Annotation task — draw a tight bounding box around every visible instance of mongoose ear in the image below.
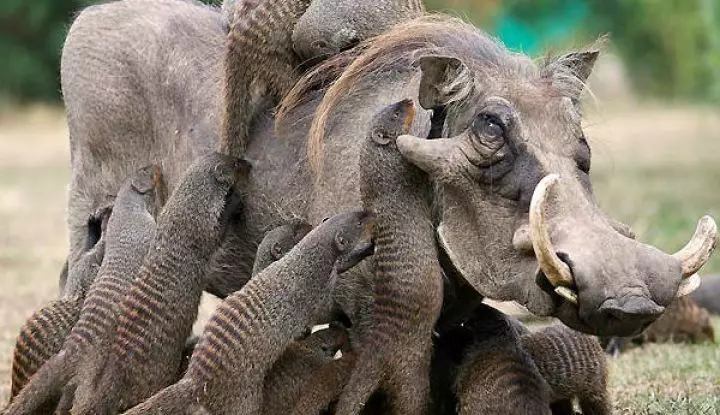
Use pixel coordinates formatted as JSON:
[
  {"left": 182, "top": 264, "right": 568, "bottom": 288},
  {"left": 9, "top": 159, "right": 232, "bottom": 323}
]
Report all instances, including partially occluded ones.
[
  {"left": 131, "top": 165, "right": 162, "bottom": 194},
  {"left": 414, "top": 56, "right": 474, "bottom": 110}
]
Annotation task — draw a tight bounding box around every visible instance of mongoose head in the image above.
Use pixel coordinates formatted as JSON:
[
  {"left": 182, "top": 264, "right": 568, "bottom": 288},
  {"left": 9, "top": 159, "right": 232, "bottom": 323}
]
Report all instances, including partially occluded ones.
[
  {"left": 128, "top": 164, "right": 166, "bottom": 218},
  {"left": 300, "top": 322, "right": 350, "bottom": 359},
  {"left": 292, "top": 0, "right": 424, "bottom": 61},
  {"left": 161, "top": 152, "right": 251, "bottom": 245},
  {"left": 368, "top": 99, "right": 416, "bottom": 147},
  {"left": 319, "top": 210, "right": 376, "bottom": 273},
  {"left": 255, "top": 219, "right": 314, "bottom": 273}
]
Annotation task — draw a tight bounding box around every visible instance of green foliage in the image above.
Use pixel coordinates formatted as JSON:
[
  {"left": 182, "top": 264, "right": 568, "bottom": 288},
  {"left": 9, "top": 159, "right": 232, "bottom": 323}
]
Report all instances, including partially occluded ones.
[
  {"left": 587, "top": 0, "right": 720, "bottom": 102},
  {"left": 0, "top": 0, "right": 718, "bottom": 102},
  {"left": 0, "top": 0, "right": 218, "bottom": 102}
]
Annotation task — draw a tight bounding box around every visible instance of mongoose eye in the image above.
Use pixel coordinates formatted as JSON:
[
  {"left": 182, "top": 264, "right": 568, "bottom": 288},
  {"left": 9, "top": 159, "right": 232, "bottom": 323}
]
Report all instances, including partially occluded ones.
[
  {"left": 271, "top": 243, "right": 284, "bottom": 259},
  {"left": 334, "top": 233, "right": 348, "bottom": 251}
]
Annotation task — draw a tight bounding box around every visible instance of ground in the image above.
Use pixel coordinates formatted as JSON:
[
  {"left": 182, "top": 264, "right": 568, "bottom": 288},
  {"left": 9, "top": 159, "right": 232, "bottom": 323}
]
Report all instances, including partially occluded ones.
[{"left": 0, "top": 103, "right": 719, "bottom": 412}]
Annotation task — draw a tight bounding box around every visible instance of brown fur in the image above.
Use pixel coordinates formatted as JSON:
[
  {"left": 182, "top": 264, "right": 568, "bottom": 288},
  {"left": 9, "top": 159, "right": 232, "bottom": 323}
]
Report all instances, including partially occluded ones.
[
  {"left": 70, "top": 153, "right": 250, "bottom": 414},
  {"left": 9, "top": 238, "right": 105, "bottom": 399},
  {"left": 262, "top": 323, "right": 349, "bottom": 415},
  {"left": 447, "top": 304, "right": 551, "bottom": 415},
  {"left": 5, "top": 165, "right": 165, "bottom": 415},
  {"left": 219, "top": 0, "right": 311, "bottom": 157},
  {"left": 522, "top": 325, "right": 610, "bottom": 415},
  {"left": 122, "top": 210, "right": 375, "bottom": 415},
  {"left": 334, "top": 100, "right": 443, "bottom": 414}
]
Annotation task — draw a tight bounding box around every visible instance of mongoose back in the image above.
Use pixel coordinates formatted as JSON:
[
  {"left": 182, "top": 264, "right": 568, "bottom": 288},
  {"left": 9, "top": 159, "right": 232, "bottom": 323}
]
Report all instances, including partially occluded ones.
[
  {"left": 642, "top": 296, "right": 715, "bottom": 343},
  {"left": 292, "top": 0, "right": 424, "bottom": 61},
  {"left": 521, "top": 325, "right": 610, "bottom": 415},
  {"left": 334, "top": 99, "right": 443, "bottom": 415},
  {"left": 123, "top": 210, "right": 376, "bottom": 415},
  {"left": 262, "top": 322, "right": 350, "bottom": 415},
  {"left": 71, "top": 153, "right": 251, "bottom": 414},
  {"left": 220, "top": 0, "right": 311, "bottom": 157},
  {"left": 449, "top": 304, "right": 551, "bottom": 415},
  {"left": 5, "top": 165, "right": 164, "bottom": 415},
  {"left": 10, "top": 208, "right": 112, "bottom": 399}
]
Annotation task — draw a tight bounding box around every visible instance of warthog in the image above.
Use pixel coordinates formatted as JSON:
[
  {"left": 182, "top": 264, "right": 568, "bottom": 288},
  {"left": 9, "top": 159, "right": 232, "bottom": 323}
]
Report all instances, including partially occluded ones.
[{"left": 61, "top": 0, "right": 715, "bottom": 341}]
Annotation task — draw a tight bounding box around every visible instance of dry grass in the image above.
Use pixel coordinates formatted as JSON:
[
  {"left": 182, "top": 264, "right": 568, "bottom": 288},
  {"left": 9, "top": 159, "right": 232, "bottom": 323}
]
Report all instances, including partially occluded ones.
[{"left": 0, "top": 102, "right": 718, "bottom": 411}]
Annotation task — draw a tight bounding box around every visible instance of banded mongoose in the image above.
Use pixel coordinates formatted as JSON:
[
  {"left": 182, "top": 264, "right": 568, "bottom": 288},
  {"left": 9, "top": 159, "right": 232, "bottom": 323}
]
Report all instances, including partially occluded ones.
[
  {"left": 262, "top": 322, "right": 350, "bottom": 415},
  {"left": 521, "top": 325, "right": 611, "bottom": 415},
  {"left": 291, "top": 0, "right": 425, "bottom": 61},
  {"left": 449, "top": 304, "right": 552, "bottom": 415},
  {"left": 70, "top": 152, "right": 252, "bottom": 414},
  {"left": 334, "top": 99, "right": 443, "bottom": 414},
  {"left": 4, "top": 165, "right": 165, "bottom": 415},
  {"left": 123, "top": 209, "right": 376, "bottom": 415},
  {"left": 220, "top": 0, "right": 312, "bottom": 157},
  {"left": 10, "top": 235, "right": 106, "bottom": 399}
]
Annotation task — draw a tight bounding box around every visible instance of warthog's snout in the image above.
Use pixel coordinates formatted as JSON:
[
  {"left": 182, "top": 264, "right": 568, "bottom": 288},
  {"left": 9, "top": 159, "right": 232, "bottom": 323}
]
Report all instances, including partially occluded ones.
[{"left": 527, "top": 174, "right": 718, "bottom": 336}]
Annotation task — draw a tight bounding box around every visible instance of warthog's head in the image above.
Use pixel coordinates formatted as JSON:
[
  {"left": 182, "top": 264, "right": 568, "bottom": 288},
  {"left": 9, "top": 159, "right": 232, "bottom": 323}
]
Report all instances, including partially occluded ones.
[
  {"left": 390, "top": 21, "right": 716, "bottom": 336},
  {"left": 285, "top": 15, "right": 717, "bottom": 336}
]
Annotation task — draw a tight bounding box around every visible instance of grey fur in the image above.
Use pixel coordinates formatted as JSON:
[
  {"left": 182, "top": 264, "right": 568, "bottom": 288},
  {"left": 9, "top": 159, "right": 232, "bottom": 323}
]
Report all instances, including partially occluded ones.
[
  {"left": 70, "top": 153, "right": 250, "bottom": 414},
  {"left": 292, "top": 0, "right": 424, "bottom": 61},
  {"left": 522, "top": 325, "right": 610, "bottom": 415},
  {"left": 691, "top": 273, "right": 720, "bottom": 315},
  {"left": 334, "top": 99, "right": 442, "bottom": 414},
  {"left": 449, "top": 304, "right": 551, "bottom": 415},
  {"left": 60, "top": 0, "right": 693, "bottom": 361},
  {"left": 10, "top": 237, "right": 106, "bottom": 400},
  {"left": 122, "top": 210, "right": 375, "bottom": 415},
  {"left": 262, "top": 323, "right": 349, "bottom": 415},
  {"left": 5, "top": 165, "right": 165, "bottom": 415}
]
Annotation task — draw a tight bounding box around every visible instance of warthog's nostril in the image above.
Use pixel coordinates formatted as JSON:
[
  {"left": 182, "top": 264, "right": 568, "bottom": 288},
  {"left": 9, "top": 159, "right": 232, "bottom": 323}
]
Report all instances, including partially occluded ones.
[{"left": 598, "top": 297, "right": 665, "bottom": 322}]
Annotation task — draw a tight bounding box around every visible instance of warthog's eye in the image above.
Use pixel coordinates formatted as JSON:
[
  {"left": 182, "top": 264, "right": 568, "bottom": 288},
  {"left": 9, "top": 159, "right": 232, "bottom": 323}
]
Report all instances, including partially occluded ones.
[
  {"left": 474, "top": 113, "right": 505, "bottom": 140},
  {"left": 577, "top": 134, "right": 591, "bottom": 173}
]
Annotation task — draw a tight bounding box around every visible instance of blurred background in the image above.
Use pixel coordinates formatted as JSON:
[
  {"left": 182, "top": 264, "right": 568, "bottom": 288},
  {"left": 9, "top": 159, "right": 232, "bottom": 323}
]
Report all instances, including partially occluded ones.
[{"left": 0, "top": 0, "right": 719, "bottom": 412}]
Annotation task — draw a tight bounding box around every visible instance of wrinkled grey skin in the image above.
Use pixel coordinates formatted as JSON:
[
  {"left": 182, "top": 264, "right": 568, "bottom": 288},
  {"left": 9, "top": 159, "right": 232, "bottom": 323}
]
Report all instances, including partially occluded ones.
[
  {"left": 292, "top": 0, "right": 423, "bottom": 61},
  {"left": 62, "top": 0, "right": 688, "bottom": 336}
]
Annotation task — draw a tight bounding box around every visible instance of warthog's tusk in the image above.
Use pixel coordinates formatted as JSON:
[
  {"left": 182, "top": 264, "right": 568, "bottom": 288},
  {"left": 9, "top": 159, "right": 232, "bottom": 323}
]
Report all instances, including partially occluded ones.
[
  {"left": 676, "top": 273, "right": 701, "bottom": 297},
  {"left": 672, "top": 216, "right": 718, "bottom": 279},
  {"left": 529, "top": 174, "right": 575, "bottom": 286},
  {"left": 554, "top": 286, "right": 578, "bottom": 304}
]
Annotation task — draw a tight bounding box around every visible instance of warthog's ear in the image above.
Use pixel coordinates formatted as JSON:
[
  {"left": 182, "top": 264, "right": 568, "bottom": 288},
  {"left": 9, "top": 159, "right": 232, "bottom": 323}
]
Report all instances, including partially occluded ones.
[
  {"left": 414, "top": 56, "right": 474, "bottom": 110},
  {"left": 553, "top": 50, "right": 599, "bottom": 84}
]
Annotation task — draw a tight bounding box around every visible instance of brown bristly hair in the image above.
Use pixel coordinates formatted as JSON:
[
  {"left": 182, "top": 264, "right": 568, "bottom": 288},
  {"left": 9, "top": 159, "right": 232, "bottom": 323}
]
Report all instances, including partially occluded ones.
[{"left": 277, "top": 14, "right": 605, "bottom": 175}]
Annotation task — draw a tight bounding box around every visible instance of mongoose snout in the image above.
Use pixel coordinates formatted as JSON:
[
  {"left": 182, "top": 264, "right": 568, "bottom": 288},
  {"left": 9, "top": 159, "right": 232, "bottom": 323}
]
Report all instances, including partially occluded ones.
[{"left": 333, "top": 210, "right": 376, "bottom": 273}]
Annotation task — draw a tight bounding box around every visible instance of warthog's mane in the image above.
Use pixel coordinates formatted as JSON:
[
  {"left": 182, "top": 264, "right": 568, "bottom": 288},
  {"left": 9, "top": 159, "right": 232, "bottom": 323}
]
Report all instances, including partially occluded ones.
[{"left": 277, "top": 14, "right": 595, "bottom": 173}]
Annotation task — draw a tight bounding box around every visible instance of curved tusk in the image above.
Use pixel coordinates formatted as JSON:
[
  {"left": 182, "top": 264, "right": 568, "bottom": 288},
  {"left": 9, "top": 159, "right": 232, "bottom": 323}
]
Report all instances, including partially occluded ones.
[
  {"left": 672, "top": 216, "right": 718, "bottom": 278},
  {"left": 676, "top": 273, "right": 701, "bottom": 297},
  {"left": 529, "top": 174, "right": 575, "bottom": 288},
  {"left": 554, "top": 286, "right": 578, "bottom": 304}
]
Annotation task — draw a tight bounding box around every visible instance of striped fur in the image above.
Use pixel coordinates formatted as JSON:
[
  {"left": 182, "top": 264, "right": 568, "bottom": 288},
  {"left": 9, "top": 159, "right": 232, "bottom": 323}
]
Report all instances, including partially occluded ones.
[
  {"left": 292, "top": 0, "right": 424, "bottom": 61},
  {"left": 521, "top": 325, "right": 610, "bottom": 415},
  {"left": 123, "top": 210, "right": 375, "bottom": 415},
  {"left": 334, "top": 100, "right": 443, "bottom": 415},
  {"left": 290, "top": 351, "right": 357, "bottom": 415},
  {"left": 4, "top": 165, "right": 164, "bottom": 415},
  {"left": 70, "top": 153, "right": 249, "bottom": 414},
  {"left": 262, "top": 323, "right": 349, "bottom": 415},
  {"left": 10, "top": 238, "right": 106, "bottom": 399},
  {"left": 447, "top": 304, "right": 551, "bottom": 415},
  {"left": 220, "top": 0, "right": 311, "bottom": 157},
  {"left": 456, "top": 337, "right": 551, "bottom": 415}
]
